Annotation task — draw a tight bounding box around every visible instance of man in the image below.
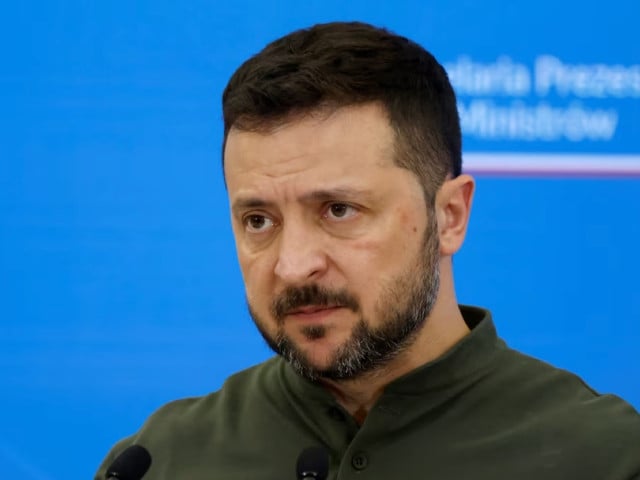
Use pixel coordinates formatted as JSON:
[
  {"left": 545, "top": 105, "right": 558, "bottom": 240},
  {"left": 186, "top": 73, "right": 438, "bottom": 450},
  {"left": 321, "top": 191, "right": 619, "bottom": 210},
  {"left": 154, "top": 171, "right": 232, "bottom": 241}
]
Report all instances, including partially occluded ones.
[{"left": 96, "top": 22, "right": 640, "bottom": 479}]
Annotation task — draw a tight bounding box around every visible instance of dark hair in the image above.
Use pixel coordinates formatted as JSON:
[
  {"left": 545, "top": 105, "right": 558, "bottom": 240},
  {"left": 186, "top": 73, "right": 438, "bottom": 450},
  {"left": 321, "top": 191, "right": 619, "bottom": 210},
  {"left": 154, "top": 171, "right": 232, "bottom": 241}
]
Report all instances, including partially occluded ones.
[{"left": 222, "top": 21, "right": 462, "bottom": 202}]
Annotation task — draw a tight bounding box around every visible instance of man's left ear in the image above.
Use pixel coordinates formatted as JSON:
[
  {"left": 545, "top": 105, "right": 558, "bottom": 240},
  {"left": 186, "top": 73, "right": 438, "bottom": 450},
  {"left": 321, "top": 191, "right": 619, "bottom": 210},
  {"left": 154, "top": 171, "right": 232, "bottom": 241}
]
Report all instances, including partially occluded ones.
[{"left": 435, "top": 174, "right": 475, "bottom": 256}]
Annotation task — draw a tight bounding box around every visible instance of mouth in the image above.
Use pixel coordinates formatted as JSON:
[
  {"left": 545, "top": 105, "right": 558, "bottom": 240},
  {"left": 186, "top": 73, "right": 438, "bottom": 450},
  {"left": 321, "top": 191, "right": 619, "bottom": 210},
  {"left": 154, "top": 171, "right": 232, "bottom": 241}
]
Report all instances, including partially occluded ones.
[{"left": 286, "top": 305, "right": 343, "bottom": 321}]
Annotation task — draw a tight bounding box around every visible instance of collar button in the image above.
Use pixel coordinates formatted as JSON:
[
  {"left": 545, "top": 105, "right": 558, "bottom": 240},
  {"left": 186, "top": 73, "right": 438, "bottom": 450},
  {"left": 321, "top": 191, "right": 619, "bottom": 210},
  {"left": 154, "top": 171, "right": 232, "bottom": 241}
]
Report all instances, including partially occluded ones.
[{"left": 351, "top": 452, "right": 369, "bottom": 471}]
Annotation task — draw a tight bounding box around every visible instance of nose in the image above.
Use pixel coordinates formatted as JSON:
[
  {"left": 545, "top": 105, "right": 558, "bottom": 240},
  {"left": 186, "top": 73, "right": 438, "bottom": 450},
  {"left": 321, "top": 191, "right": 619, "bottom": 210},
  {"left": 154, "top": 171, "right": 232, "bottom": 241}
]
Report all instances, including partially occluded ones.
[{"left": 273, "top": 221, "right": 328, "bottom": 285}]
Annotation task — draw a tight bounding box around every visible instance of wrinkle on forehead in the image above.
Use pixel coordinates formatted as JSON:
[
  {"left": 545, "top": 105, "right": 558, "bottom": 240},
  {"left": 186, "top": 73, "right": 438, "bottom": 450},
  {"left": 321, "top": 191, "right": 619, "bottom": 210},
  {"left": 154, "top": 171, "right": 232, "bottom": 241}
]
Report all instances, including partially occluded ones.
[{"left": 224, "top": 103, "right": 396, "bottom": 184}]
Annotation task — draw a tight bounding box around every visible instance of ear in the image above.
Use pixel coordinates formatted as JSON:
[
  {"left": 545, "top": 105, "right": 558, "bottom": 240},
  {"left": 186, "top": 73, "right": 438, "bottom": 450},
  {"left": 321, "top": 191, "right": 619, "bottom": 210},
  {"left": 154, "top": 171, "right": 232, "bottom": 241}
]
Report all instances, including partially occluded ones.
[{"left": 435, "top": 174, "right": 475, "bottom": 256}]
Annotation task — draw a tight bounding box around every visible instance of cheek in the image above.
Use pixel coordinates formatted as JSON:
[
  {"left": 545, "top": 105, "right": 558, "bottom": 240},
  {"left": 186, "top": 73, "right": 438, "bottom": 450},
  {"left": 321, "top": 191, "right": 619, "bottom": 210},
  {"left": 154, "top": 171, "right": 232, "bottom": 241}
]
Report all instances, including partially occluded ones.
[
  {"left": 351, "top": 211, "right": 424, "bottom": 262},
  {"left": 396, "top": 205, "right": 425, "bottom": 236},
  {"left": 335, "top": 239, "right": 396, "bottom": 290},
  {"left": 337, "top": 217, "right": 424, "bottom": 291},
  {"left": 237, "top": 253, "right": 274, "bottom": 306}
]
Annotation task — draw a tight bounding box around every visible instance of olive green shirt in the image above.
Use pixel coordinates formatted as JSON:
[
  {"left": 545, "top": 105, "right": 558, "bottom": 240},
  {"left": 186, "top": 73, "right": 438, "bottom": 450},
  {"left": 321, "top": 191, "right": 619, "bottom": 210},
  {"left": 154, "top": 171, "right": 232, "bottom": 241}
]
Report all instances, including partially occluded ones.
[{"left": 95, "top": 306, "right": 640, "bottom": 479}]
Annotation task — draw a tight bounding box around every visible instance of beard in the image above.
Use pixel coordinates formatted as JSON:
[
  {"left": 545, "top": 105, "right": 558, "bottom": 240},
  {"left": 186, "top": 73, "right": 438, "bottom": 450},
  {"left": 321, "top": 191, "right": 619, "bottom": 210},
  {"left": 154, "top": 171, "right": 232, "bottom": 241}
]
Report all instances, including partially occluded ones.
[{"left": 248, "top": 215, "right": 440, "bottom": 382}]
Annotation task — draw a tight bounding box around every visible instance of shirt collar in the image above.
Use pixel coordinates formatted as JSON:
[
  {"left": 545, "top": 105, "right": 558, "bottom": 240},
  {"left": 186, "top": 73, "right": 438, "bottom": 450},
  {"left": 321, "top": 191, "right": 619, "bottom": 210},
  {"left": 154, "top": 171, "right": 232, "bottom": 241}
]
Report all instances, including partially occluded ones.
[
  {"left": 279, "top": 305, "right": 504, "bottom": 401},
  {"left": 384, "top": 305, "right": 505, "bottom": 395}
]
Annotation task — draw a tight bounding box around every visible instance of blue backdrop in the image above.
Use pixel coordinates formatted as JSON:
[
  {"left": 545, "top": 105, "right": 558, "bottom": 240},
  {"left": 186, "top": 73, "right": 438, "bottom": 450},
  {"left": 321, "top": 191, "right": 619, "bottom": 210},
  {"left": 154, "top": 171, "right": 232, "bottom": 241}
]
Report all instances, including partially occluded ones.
[{"left": 1, "top": 1, "right": 638, "bottom": 478}]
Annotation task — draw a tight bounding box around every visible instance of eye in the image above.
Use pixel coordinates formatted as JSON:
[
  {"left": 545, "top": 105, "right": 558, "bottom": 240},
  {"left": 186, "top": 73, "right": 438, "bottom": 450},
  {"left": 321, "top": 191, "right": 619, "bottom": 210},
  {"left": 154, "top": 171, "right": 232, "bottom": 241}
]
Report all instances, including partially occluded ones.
[
  {"left": 324, "top": 203, "right": 358, "bottom": 221},
  {"left": 243, "top": 214, "right": 275, "bottom": 233}
]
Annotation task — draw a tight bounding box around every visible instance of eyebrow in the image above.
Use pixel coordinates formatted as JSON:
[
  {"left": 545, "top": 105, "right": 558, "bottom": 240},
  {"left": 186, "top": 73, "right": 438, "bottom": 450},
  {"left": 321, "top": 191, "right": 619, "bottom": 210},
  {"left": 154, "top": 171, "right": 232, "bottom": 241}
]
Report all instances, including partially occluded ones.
[
  {"left": 231, "top": 187, "right": 372, "bottom": 214},
  {"left": 299, "top": 187, "right": 371, "bottom": 203}
]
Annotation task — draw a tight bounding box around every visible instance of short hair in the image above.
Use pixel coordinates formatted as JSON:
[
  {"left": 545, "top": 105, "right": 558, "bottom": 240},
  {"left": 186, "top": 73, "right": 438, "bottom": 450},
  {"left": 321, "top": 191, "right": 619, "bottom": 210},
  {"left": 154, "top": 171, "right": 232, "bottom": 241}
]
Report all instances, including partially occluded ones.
[{"left": 222, "top": 21, "right": 462, "bottom": 203}]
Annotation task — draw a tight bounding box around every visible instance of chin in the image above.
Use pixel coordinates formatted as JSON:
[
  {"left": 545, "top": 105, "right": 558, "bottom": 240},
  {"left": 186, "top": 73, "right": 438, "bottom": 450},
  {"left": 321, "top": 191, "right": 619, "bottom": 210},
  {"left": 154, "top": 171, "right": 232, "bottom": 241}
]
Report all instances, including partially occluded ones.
[{"left": 294, "top": 338, "right": 342, "bottom": 366}]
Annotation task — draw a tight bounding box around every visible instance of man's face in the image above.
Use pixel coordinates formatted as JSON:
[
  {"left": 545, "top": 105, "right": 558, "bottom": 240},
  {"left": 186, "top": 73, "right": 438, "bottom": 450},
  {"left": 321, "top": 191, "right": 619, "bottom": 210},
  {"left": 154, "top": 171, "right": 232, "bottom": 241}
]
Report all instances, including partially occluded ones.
[{"left": 224, "top": 103, "right": 441, "bottom": 381}]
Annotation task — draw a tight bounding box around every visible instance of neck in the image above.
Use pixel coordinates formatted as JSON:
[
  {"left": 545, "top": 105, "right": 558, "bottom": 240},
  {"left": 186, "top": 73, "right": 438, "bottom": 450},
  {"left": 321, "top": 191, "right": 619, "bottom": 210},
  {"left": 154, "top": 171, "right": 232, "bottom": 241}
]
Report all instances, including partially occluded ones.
[{"left": 319, "top": 361, "right": 409, "bottom": 424}]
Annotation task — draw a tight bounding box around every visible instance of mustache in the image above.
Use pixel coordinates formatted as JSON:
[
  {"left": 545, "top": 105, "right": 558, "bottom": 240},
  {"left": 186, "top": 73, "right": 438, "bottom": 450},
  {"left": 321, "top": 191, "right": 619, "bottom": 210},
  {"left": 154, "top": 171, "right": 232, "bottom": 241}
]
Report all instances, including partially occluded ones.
[{"left": 271, "top": 284, "right": 360, "bottom": 321}]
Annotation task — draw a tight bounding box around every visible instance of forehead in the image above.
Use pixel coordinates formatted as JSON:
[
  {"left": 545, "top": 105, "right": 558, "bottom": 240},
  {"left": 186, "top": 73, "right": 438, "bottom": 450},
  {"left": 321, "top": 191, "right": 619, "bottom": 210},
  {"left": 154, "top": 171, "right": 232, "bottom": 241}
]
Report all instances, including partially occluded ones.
[{"left": 223, "top": 103, "right": 396, "bottom": 187}]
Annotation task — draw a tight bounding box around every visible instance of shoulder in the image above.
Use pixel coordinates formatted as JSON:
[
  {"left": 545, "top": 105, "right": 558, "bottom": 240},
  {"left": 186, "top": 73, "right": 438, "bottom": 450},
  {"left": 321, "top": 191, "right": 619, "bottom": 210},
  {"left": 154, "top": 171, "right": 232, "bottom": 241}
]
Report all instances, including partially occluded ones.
[
  {"left": 491, "top": 347, "right": 640, "bottom": 471},
  {"left": 102, "top": 357, "right": 286, "bottom": 454},
  {"left": 140, "top": 356, "right": 285, "bottom": 432},
  {"left": 496, "top": 346, "right": 639, "bottom": 414},
  {"left": 94, "top": 357, "right": 296, "bottom": 479}
]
